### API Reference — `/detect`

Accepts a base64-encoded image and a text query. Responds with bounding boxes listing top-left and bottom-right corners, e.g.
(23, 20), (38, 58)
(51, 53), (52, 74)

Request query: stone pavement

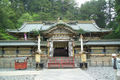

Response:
(0, 67), (117, 80)
(85, 67), (115, 80)
(34, 69), (95, 80)
(117, 70), (120, 80)
(0, 68), (95, 80)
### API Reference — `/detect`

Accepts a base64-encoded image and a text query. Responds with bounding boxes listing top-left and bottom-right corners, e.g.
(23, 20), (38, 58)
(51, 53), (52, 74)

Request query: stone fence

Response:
(0, 60), (112, 68)
(0, 55), (48, 68)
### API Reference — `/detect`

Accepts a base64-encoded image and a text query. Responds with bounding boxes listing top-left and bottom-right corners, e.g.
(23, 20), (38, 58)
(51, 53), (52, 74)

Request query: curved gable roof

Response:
(8, 21), (111, 33)
(43, 22), (77, 34)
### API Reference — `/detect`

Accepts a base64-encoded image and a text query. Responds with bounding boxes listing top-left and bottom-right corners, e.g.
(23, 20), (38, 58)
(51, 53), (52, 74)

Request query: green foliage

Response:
(32, 14), (41, 21)
(115, 0), (120, 33)
(0, 30), (17, 40)
(77, 29), (87, 35)
(0, 0), (120, 39)
(0, 0), (15, 30)
(30, 28), (42, 36)
(104, 0), (120, 39)
(17, 13), (33, 27)
(77, 0), (107, 28)
(0, 0), (18, 40)
(104, 31), (120, 39)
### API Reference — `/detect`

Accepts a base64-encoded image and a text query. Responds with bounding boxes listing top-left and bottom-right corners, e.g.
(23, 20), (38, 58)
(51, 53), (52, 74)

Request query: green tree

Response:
(0, 0), (17, 40)
(1, 0), (119, 40)
(115, 0), (120, 33)
(0, 0), (15, 30)
(20, 0), (76, 20)
(104, 0), (120, 39)
(77, 0), (107, 28)
(17, 13), (33, 27)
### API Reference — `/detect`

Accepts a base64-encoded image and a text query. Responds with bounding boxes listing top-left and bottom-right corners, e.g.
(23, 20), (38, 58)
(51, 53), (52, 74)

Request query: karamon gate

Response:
(45, 23), (76, 68)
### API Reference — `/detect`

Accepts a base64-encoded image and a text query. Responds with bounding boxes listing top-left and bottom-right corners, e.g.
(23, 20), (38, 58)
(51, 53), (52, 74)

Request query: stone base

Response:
(79, 63), (88, 68)
(117, 70), (120, 80)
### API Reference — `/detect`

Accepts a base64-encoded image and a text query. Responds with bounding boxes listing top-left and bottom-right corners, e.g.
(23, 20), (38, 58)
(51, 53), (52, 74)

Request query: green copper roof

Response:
(75, 40), (120, 46)
(0, 40), (47, 46)
(8, 21), (111, 33)
(0, 40), (120, 47)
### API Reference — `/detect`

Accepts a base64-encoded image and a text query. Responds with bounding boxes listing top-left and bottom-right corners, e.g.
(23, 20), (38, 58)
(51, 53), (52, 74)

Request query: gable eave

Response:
(7, 20), (112, 34)
(43, 22), (77, 34)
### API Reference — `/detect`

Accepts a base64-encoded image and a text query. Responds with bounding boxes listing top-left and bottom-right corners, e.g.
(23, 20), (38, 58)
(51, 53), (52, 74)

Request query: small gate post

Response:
(102, 61), (104, 66)
(10, 62), (11, 68)
(109, 61), (111, 66)
(3, 61), (5, 68)
(95, 61), (97, 66)
(89, 60), (91, 66)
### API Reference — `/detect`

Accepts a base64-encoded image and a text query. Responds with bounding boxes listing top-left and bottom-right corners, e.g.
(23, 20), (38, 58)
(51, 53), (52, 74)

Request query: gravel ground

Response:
(85, 67), (115, 80)
(0, 75), (35, 80)
(0, 67), (116, 80)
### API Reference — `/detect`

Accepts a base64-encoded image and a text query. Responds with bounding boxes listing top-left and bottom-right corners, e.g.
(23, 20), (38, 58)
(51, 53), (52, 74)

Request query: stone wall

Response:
(90, 46), (119, 54)
(0, 57), (35, 68)
(0, 54), (48, 68)
(0, 47), (48, 57)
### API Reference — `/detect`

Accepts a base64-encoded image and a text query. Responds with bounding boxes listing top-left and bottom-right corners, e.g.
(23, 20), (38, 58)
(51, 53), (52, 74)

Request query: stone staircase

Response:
(47, 57), (75, 68)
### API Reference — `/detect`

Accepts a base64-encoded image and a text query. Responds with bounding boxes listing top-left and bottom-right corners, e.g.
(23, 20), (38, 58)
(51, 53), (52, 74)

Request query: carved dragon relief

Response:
(46, 26), (76, 40)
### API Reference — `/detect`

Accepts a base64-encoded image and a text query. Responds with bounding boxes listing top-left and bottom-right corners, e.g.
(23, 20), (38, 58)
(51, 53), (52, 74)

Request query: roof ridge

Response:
(18, 23), (27, 31)
(0, 40), (35, 42)
(23, 20), (95, 24)
(77, 20), (95, 24)
(92, 23), (101, 30)
(25, 21), (43, 24)
(89, 39), (120, 42)
(44, 22), (76, 33)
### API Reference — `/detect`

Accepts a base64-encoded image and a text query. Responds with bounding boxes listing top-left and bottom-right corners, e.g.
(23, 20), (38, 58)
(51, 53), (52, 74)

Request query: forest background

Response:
(0, 0), (120, 40)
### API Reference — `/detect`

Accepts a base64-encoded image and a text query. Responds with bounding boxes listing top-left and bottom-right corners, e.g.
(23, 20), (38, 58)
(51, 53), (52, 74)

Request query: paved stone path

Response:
(34, 69), (95, 80)
(0, 68), (95, 80)
(0, 67), (117, 80)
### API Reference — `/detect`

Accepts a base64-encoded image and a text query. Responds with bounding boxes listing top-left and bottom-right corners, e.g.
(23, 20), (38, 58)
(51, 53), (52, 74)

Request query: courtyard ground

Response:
(0, 67), (116, 80)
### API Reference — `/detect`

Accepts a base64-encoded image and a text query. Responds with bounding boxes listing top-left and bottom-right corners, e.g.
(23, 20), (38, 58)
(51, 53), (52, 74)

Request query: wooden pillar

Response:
(90, 33), (92, 37)
(103, 46), (106, 54)
(2, 47), (5, 57)
(89, 47), (91, 53)
(73, 41), (75, 56)
(48, 47), (49, 57)
(16, 47), (19, 57)
(73, 48), (75, 56)
(68, 41), (73, 56)
(80, 34), (83, 52)
(117, 46), (120, 53)
(47, 41), (50, 57)
(37, 35), (41, 53)
(49, 40), (53, 57)
(30, 47), (33, 54)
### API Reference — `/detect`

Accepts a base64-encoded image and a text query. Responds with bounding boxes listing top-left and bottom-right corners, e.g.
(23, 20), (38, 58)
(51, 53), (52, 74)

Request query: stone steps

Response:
(47, 57), (75, 68)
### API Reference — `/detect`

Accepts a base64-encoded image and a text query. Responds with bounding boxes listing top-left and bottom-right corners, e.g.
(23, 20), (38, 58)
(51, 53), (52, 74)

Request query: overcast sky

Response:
(75, 0), (91, 7)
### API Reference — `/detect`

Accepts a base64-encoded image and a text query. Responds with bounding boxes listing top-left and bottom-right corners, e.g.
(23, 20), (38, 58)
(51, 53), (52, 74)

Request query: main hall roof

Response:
(8, 20), (111, 33)
(0, 40), (120, 46)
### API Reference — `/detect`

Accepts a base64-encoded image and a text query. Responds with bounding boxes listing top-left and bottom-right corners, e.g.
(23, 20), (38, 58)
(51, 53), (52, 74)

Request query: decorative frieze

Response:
(51, 34), (70, 40)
